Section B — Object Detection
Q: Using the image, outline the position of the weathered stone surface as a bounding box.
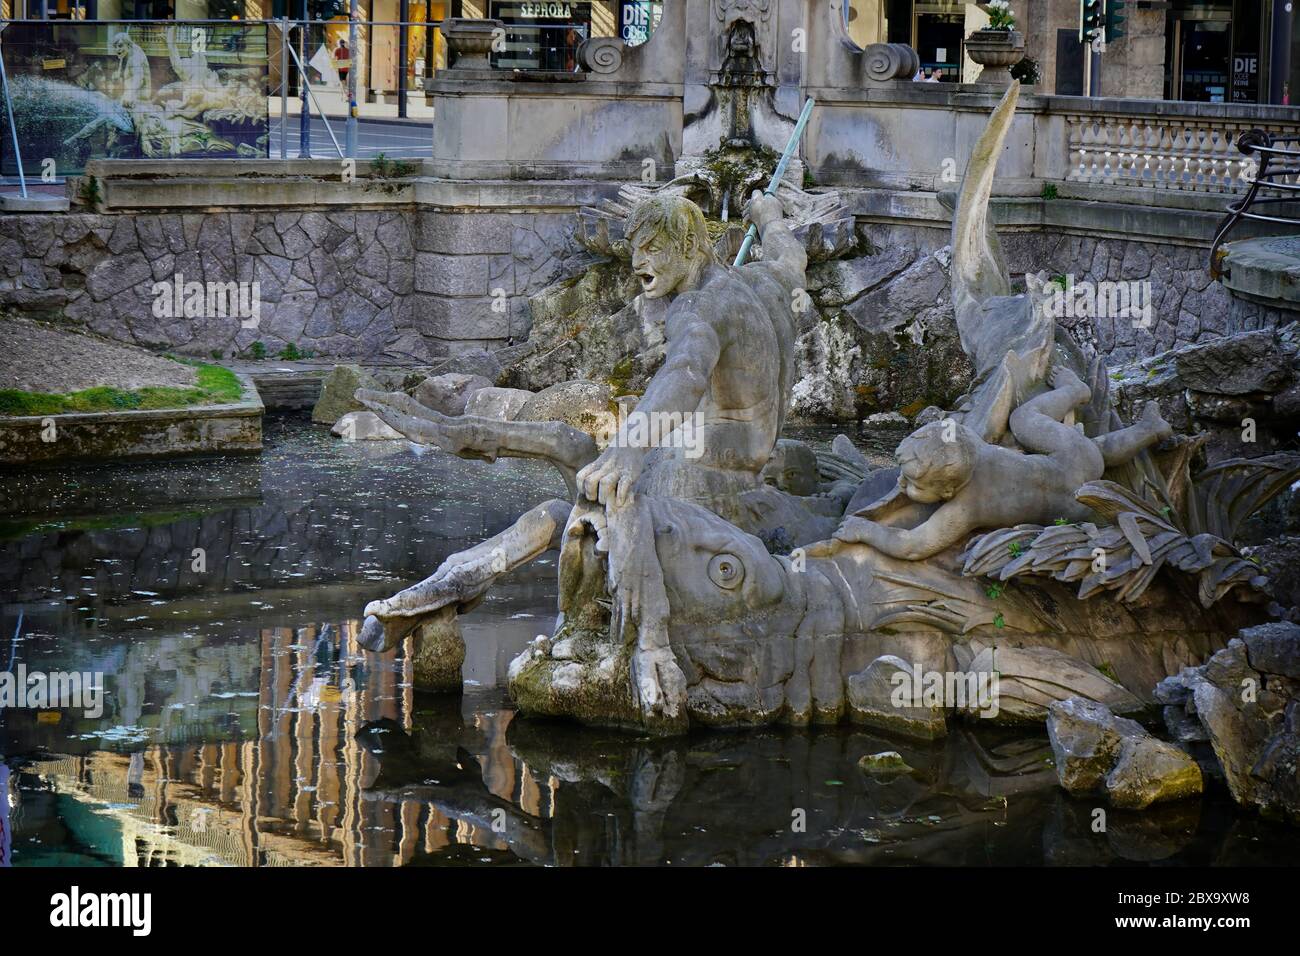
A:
[1157,624,1300,822]
[1241,621,1300,679]
[1111,324,1299,461]
[464,386,533,421]
[1047,697,1201,809]
[414,372,493,417]
[1047,697,1132,793]
[312,365,382,425]
[1192,679,1268,808]
[968,645,1146,725]
[432,347,503,382]
[845,655,948,740]
[516,380,617,443]
[1172,329,1291,395]
[1105,736,1203,810]
[499,262,650,394]
[411,609,467,693]
[331,410,405,440]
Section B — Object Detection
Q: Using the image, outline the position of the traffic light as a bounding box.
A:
[1105,0,1127,43]
[1080,0,1104,47]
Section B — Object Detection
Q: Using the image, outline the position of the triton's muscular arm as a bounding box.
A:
[635,310,722,423]
[577,310,722,507]
[745,192,807,278]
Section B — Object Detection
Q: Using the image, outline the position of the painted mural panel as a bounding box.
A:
[0,21,268,176]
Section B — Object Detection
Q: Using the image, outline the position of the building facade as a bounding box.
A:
[3,1,1294,102]
[843,0,1299,103]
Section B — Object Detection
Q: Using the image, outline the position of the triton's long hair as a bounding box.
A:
[625,194,718,265]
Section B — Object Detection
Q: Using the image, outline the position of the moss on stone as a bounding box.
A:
[0,361,243,416]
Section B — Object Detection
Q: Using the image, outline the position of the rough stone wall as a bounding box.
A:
[860,223,1282,365]
[0,208,592,362]
[0,206,1282,378]
[0,211,423,360]
[412,210,593,353]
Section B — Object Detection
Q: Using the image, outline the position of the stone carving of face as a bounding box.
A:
[625,195,713,300]
[895,421,977,504]
[760,439,820,497]
[630,225,696,299]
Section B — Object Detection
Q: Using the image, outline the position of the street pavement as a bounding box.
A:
[267,115,432,160]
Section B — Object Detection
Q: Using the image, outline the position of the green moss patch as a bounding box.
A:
[0,361,243,417]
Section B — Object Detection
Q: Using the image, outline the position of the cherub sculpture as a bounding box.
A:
[834,366,1172,561]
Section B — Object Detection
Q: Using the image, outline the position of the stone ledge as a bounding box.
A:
[0,193,70,213]
[0,372,264,467]
[1218,236,1300,309]
[427,75,685,99]
[843,187,1228,245]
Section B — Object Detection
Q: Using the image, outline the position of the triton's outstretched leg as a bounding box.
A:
[357,389,599,497]
[358,498,573,654]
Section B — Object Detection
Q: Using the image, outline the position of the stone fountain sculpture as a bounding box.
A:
[358,82,1298,738]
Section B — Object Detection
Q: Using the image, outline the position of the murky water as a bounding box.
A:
[1,416,1296,867]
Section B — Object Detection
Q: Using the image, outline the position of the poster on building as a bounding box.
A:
[490,2,592,71]
[1232,52,1260,103]
[0,21,268,177]
[618,1,663,46]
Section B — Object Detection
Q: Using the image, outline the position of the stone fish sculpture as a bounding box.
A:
[359,82,1297,738]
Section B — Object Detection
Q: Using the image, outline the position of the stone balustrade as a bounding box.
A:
[1062,109,1300,195]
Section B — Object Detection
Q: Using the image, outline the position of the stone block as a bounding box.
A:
[415,252,490,296]
[415,294,512,341]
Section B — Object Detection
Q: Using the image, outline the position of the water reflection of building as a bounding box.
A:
[21,621,549,866]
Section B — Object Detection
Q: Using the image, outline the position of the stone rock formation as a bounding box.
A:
[413,372,493,417]
[1046,697,1203,810]
[330,410,404,440]
[1156,622,1300,823]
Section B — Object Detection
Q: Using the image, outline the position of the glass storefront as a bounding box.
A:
[485,1,659,72]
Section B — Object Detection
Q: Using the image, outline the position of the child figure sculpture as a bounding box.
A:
[834,366,1172,561]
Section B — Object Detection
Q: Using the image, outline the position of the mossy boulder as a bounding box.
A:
[518,380,619,445]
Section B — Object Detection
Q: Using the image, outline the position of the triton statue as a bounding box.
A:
[357,82,1297,738]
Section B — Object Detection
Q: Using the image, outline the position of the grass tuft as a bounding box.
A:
[0,360,243,416]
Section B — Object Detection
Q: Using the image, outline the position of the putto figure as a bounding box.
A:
[834,366,1173,561]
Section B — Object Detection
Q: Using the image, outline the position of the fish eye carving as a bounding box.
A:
[708,553,745,589]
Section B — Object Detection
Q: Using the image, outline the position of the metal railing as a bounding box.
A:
[1209,129,1300,276]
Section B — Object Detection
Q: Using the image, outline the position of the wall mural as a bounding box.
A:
[0,21,268,176]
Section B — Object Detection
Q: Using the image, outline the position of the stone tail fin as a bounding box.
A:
[951,80,1020,331]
